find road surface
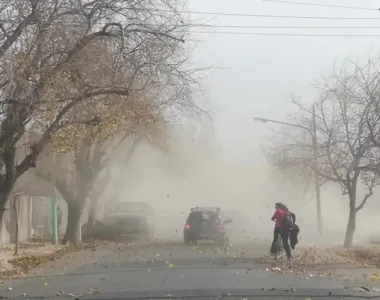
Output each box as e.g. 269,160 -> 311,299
0,240 -> 375,299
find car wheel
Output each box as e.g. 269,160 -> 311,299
184,236 -> 196,245
143,230 -> 152,242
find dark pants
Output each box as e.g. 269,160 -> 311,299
270,227 -> 291,259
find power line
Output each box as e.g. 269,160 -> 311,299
144,9 -> 380,20
27,9 -> 380,25
189,31 -> 380,37
193,25 -> 380,29
49,21 -> 380,36
55,21 -> 380,29
261,0 -> 379,11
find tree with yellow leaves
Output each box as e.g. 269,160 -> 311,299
0,0 -> 204,228
54,108 -> 166,245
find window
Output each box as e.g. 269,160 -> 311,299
188,211 -> 217,224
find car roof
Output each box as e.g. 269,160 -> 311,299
190,207 -> 221,212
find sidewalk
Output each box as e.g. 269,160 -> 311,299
0,243 -> 82,279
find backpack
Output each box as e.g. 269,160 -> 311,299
282,213 -> 294,229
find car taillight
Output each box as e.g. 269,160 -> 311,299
184,224 -> 190,229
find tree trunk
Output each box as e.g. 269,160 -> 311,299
58,178 -> 89,245
0,180 -> 20,245
0,194 -> 8,222
344,193 -> 356,248
0,181 -> 14,225
61,201 -> 81,245
88,195 -> 98,228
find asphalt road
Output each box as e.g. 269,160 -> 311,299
0,240 -> 375,299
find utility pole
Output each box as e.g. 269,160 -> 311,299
312,105 -> 322,235
51,152 -> 58,245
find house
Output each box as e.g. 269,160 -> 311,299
0,132 -> 69,246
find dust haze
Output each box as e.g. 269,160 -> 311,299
94,124 -> 380,248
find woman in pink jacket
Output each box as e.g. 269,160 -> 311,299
270,202 -> 295,260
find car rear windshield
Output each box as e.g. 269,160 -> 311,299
188,211 -> 218,224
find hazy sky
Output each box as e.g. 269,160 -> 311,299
186,0 -> 380,162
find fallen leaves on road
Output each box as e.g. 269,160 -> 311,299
342,247 -> 380,268
257,245 -> 380,291
0,245 -> 83,280
258,248 -> 344,280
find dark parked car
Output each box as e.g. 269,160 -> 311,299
183,207 -> 232,246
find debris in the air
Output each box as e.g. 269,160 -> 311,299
89,287 -> 100,295
6,287 -> 13,291
269,287 -> 276,292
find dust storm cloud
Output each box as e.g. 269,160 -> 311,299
97,125 -> 380,247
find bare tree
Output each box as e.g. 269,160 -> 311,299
268,60 -> 380,248
0,0 -> 203,226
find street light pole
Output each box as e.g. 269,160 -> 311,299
253,112 -> 322,234
51,152 -> 58,245
311,105 -> 322,234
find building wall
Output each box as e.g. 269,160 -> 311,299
0,195 -> 31,247
0,194 -> 68,247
